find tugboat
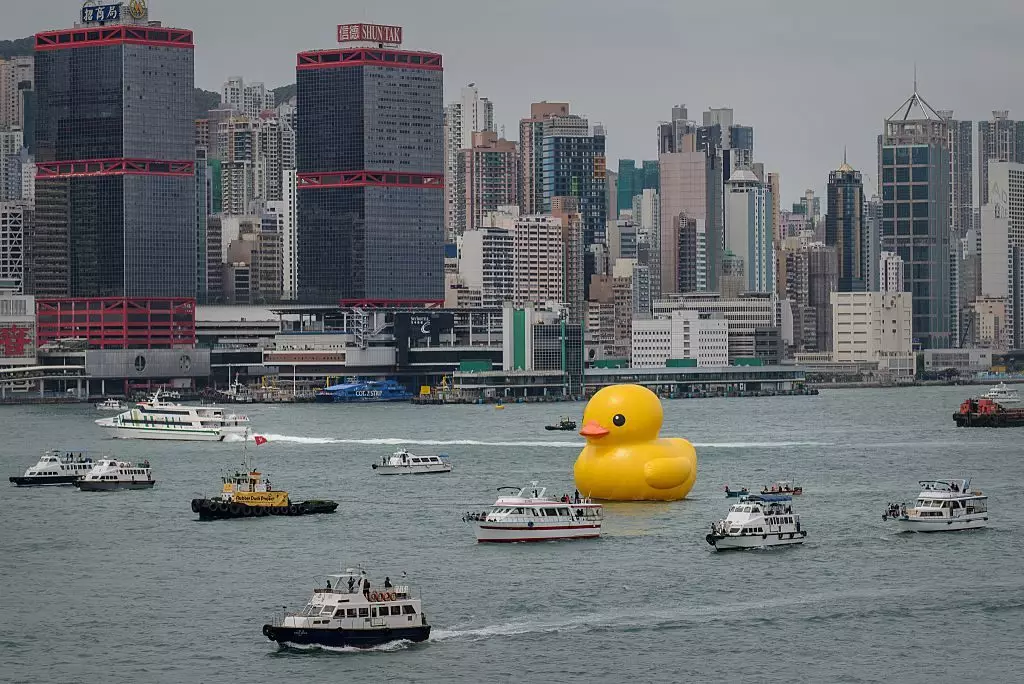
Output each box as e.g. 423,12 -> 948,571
706,494 -> 806,550
544,416 -> 577,431
724,484 -> 749,498
883,479 -> 989,532
75,459 -> 155,491
371,449 -> 452,475
761,479 -> 803,495
9,451 -> 96,486
954,398 -> 1024,427
262,568 -> 430,650
463,483 -> 602,543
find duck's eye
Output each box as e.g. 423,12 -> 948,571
612,414 -> 626,427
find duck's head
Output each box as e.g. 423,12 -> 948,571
579,384 -> 663,446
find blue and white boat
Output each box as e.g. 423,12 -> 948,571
315,379 -> 412,403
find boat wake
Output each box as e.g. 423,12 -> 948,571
277,639 -> 413,654
248,434 -> 827,449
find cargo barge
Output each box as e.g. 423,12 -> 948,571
953,398 -> 1024,428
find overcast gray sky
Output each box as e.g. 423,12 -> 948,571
14,0 -> 1024,204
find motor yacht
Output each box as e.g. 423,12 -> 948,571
706,494 -> 807,550
94,390 -> 251,441
463,483 -> 602,543
75,459 -> 154,491
371,449 -> 452,475
883,479 -> 989,532
95,398 -> 126,411
983,382 -> 1020,404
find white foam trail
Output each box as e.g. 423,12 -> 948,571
256,434 -> 827,449
279,640 -> 411,653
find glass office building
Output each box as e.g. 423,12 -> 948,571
296,47 -> 444,304
32,22 -> 196,298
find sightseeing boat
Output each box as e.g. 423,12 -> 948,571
762,479 -> 803,495
706,494 -> 807,550
262,568 -> 430,650
95,390 -> 251,441
982,382 -> 1020,404
371,449 -> 452,475
75,459 -> 155,491
954,397 -> 1024,427
95,398 -> 126,411
9,450 -> 97,486
544,417 -> 577,431
463,483 -> 603,543
883,479 -> 989,533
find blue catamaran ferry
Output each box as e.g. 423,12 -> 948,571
314,380 -> 413,403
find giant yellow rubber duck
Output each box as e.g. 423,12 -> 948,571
574,384 -> 697,501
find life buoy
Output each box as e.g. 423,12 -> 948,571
388,592 -> 396,602
289,504 -> 301,515
370,591 -> 379,602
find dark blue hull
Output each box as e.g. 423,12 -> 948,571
262,624 -> 430,649
10,475 -> 81,486
315,395 -> 412,403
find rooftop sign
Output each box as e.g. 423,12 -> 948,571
337,23 -> 403,46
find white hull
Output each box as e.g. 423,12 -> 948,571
76,480 -> 155,491
474,522 -> 601,543
897,516 -> 988,533
99,423 -> 248,442
708,531 -> 807,550
373,464 -> 452,475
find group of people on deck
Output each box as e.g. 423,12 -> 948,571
885,502 -> 907,519
559,490 -> 583,504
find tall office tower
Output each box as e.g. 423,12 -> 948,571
519,101 -> 569,214
825,158 -> 865,292
699,107 -> 754,173
32,5 -> 195,297
659,151 -> 716,295
725,169 -> 774,294
0,57 -> 34,131
296,24 -> 444,304
541,116 -> 606,250
806,243 -> 838,352
674,213 -> 701,293
879,86 -> 952,349
462,131 -> 517,233
863,195 -> 882,291
981,161 -> 1024,349
937,111 -> 973,236
657,104 -> 697,155
443,83 -> 494,238
978,111 -> 1024,206
616,159 -> 659,214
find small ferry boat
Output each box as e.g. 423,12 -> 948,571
9,450 -> 96,486
724,485 -> 749,498
75,459 -> 154,491
463,483 -> 602,543
884,479 -> 989,533
762,480 -> 803,495
544,417 -> 577,431
315,379 -> 412,403
262,568 -> 430,650
95,390 -> 251,441
191,454 -> 338,519
983,382 -> 1020,404
371,449 -> 452,475
954,397 -> 1024,427
706,494 -> 806,550
95,398 -> 126,411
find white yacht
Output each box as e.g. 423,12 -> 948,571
95,398 -> 126,411
884,479 -> 989,533
983,382 -> 1020,404
371,449 -> 452,475
9,450 -> 97,486
706,494 -> 807,551
262,568 -> 430,650
95,390 -> 251,441
463,483 -> 603,543
75,459 -> 155,491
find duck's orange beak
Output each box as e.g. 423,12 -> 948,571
579,420 -> 609,438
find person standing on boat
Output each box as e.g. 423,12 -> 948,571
348,576 -> 356,593
384,577 -> 393,589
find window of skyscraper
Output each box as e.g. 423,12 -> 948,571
912,167 -> 928,182
895,147 -> 910,164
912,185 -> 928,200
882,148 -> 895,165
911,147 -> 929,165
896,167 -> 910,183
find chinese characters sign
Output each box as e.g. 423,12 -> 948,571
81,2 -> 122,24
0,324 -> 33,359
337,23 -> 403,45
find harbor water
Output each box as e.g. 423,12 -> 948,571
2,386 -> 1023,683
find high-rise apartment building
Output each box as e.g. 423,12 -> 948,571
657,105 -> 697,155
879,87 -> 951,349
725,169 -> 774,294
980,161 -> 1024,349
825,159 -> 865,292
296,25 -> 444,304
863,195 -> 882,291
31,6 -> 196,297
519,101 -> 569,215
221,77 -> 275,118
880,250 -> 905,293
443,83 -> 494,238
937,111 -> 972,236
511,214 -> 565,307
978,111 -> 1024,206
0,57 -> 34,132
267,169 -> 297,301
462,131 -> 517,234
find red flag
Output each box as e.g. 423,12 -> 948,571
253,435 -> 268,446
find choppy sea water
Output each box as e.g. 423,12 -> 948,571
2,386 -> 1023,683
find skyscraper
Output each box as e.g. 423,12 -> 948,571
616,159 -> 659,215
725,168 -> 774,294
825,159 -> 865,292
541,116 -> 606,249
32,4 -> 196,297
937,111 -> 972,236
981,161 -> 1024,349
879,87 -> 951,349
462,131 -> 518,232
519,101 -> 569,215
978,111 -> 1024,206
443,83 -> 494,238
296,24 -> 444,304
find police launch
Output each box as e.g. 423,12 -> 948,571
336,23 -> 403,45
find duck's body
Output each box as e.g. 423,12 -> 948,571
573,385 -> 697,501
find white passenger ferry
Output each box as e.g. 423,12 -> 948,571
463,483 -> 603,543
371,449 -> 452,475
262,568 -> 430,649
884,479 -> 989,533
95,398 -> 126,411
706,494 -> 807,551
75,459 -> 155,491
94,390 -> 251,441
9,451 -> 97,486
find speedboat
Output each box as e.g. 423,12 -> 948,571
544,417 -> 577,431
724,485 -> 749,498
706,494 -> 807,550
983,382 -> 1020,404
75,459 -> 155,491
9,450 -> 96,486
261,568 -> 430,650
463,483 -> 602,543
884,479 -> 989,533
95,398 -> 126,411
371,449 -> 452,475
95,390 -> 251,441
762,479 -> 803,495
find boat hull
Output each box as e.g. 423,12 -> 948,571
262,623 -> 430,649
474,522 -> 601,543
9,475 -> 81,486
706,530 -> 807,550
191,498 -> 338,520
98,423 -> 248,441
896,516 -> 988,533
75,480 -> 155,491
953,412 -> 1024,428
372,464 -> 452,475
544,426 -> 576,431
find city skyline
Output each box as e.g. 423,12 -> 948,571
6,0 -> 1024,202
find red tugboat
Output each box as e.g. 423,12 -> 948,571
954,398 -> 1024,427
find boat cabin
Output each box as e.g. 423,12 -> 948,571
715,494 -> 799,536
222,469 -> 271,495
84,459 -> 152,481
479,484 -> 602,523
911,480 -> 988,518
382,450 -> 448,467
281,570 -> 424,630
26,451 -> 96,476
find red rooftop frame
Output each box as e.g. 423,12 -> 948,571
297,171 -> 444,190
36,298 -> 197,349
297,48 -> 442,71
35,26 -> 194,51
36,158 -> 195,180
